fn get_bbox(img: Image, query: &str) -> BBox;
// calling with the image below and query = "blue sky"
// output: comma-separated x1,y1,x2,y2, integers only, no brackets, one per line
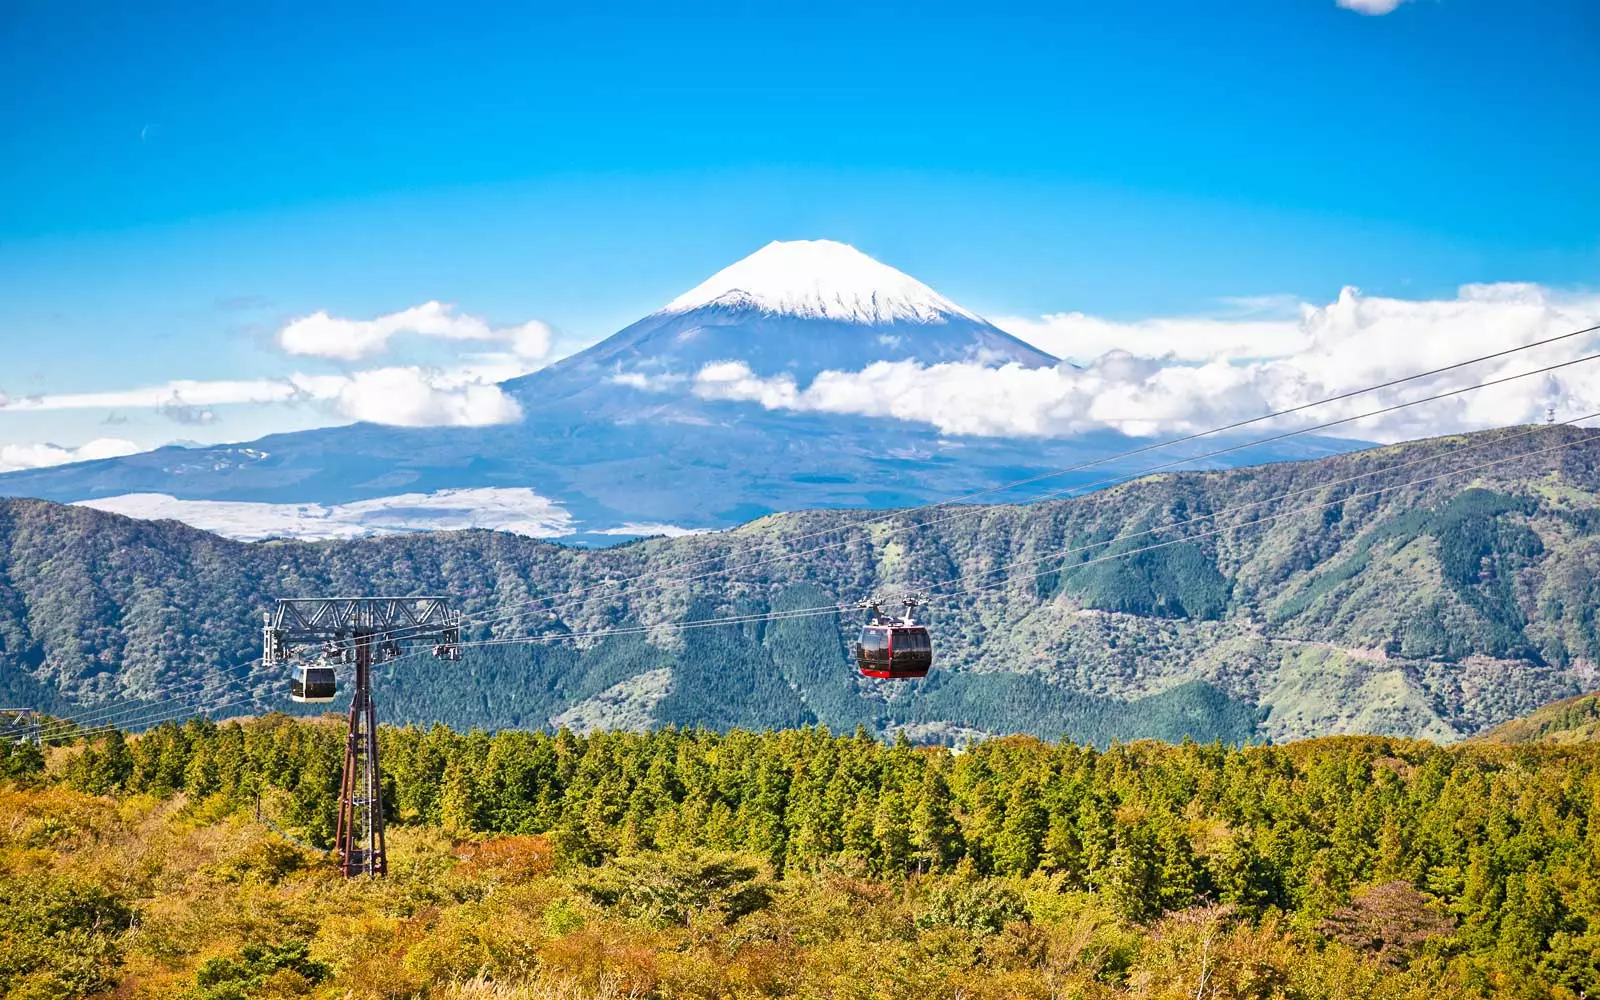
1,0,1597,456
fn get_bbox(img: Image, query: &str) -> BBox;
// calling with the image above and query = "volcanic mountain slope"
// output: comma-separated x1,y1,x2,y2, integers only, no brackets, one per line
0,240,1357,543
2,424,1598,744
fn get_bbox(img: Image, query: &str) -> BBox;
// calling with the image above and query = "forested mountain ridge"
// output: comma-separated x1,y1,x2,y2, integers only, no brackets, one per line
3,424,1600,743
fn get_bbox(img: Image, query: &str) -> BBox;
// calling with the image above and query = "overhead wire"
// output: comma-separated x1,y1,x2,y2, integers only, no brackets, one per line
379,332,1600,649
51,418,1597,743
920,422,1600,604
35,659,270,739
362,416,1600,653
52,691,268,744
359,340,1600,646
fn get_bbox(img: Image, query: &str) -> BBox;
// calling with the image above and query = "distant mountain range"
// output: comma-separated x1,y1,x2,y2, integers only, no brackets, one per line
0,240,1361,544
3,424,1596,745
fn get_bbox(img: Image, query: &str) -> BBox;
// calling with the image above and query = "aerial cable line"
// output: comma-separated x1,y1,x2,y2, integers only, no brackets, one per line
48,420,1597,743
392,419,1600,654
38,652,335,742
43,592,465,737
42,670,256,729
49,691,265,744
36,697,162,735
916,420,1600,601
376,328,1600,645
916,428,1600,610
38,678,255,741
42,657,358,742
372,342,1600,645
615,412,1599,622
35,665,267,742
41,688,250,744
51,602,879,742
36,656,366,743
36,660,269,737
37,692,214,740
41,338,1600,740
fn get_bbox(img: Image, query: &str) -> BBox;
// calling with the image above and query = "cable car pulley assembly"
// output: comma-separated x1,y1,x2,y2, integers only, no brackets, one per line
262,597,461,877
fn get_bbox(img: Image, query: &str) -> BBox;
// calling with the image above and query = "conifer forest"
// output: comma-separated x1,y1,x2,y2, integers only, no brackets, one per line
4,714,1598,999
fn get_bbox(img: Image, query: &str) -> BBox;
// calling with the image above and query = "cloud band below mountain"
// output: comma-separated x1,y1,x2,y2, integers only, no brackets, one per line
672,283,1600,442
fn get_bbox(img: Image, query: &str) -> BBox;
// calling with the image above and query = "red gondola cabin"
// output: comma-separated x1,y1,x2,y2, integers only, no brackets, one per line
855,597,932,679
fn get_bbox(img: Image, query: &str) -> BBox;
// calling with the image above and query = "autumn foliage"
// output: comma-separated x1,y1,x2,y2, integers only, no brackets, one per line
3,716,1599,997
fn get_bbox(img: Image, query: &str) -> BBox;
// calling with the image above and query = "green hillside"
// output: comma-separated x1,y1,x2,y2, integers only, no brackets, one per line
1475,690,1600,745
4,424,1600,743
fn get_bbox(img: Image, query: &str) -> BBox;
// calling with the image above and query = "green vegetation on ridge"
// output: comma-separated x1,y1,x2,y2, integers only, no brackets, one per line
1475,690,1600,745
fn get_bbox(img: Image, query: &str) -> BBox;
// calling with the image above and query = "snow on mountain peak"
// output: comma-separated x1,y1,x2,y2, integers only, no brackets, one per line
659,240,984,325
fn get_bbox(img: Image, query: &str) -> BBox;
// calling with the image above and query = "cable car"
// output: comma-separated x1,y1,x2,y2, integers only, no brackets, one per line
855,596,932,680
290,662,337,703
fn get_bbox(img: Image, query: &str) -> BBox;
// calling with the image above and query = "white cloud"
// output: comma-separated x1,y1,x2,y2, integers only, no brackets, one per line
277,302,554,362
0,379,310,411
0,299,549,454
673,283,1600,443
332,367,524,427
0,437,141,473
694,360,801,409
279,301,491,359
611,371,688,392
592,522,717,538
994,312,1309,363
1337,0,1408,13
75,487,575,541
2,368,526,429
503,319,554,361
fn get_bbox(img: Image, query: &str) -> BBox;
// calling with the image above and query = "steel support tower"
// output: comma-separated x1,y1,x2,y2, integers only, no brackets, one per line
262,597,461,877
0,708,41,745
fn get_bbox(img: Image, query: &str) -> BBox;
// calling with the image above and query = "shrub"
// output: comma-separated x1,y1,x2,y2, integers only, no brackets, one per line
192,940,328,1000
577,850,774,927
1319,881,1456,967
915,870,1029,936
0,873,133,999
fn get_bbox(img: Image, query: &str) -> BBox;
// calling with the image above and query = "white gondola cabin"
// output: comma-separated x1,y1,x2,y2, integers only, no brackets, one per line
290,662,337,703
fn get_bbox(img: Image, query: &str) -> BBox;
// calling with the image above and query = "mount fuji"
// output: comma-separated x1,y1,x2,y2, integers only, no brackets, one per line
0,240,1359,542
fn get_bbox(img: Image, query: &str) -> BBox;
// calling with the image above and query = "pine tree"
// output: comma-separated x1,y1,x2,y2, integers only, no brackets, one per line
995,776,1046,876
1099,819,1161,922
1042,811,1082,882
72,730,135,795
439,756,486,836
872,789,913,876
912,764,964,872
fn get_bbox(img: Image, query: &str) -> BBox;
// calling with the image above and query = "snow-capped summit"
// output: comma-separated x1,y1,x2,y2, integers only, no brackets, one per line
660,239,983,325
519,237,1056,388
